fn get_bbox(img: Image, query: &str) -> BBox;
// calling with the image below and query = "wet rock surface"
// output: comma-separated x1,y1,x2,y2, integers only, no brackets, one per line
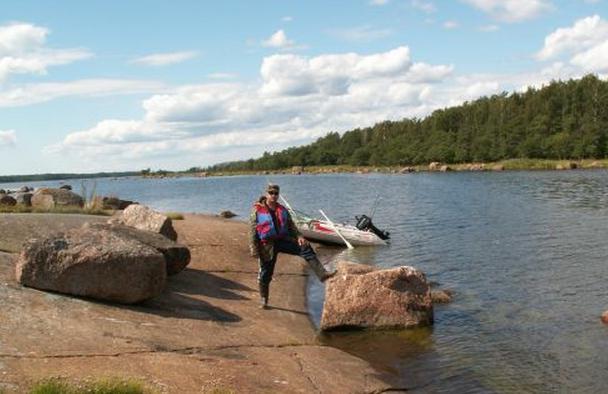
321,261,434,331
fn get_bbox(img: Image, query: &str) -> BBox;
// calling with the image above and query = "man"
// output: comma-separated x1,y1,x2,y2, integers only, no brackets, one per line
249,184,334,309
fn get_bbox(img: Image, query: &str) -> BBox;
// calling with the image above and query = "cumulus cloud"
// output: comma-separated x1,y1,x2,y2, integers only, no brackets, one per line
49,46,457,164
0,79,165,107
261,30,295,49
461,0,552,22
0,22,91,82
536,15,608,73
536,15,608,60
327,25,392,43
130,51,198,66
0,129,16,147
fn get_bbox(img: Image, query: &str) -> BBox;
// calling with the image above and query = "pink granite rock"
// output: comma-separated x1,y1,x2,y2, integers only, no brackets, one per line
321,261,433,331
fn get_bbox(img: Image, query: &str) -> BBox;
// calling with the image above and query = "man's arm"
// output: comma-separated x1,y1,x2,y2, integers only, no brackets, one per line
248,208,260,257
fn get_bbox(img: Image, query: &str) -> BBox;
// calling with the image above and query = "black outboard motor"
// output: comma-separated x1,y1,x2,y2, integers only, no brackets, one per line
355,214,390,240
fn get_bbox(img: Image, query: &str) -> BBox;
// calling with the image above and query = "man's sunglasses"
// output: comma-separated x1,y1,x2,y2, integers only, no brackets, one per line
268,191,279,196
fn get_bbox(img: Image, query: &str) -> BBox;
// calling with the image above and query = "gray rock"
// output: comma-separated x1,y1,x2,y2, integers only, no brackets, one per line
31,188,84,209
86,222,190,276
102,196,135,210
431,289,454,304
219,210,237,218
15,225,166,304
59,184,72,190
0,195,16,206
321,261,433,331
118,204,177,241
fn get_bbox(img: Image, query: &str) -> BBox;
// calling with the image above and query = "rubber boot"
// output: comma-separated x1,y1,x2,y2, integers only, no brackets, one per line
259,282,269,309
306,256,335,282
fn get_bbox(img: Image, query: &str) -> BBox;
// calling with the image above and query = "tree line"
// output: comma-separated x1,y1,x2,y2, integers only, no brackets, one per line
206,74,608,172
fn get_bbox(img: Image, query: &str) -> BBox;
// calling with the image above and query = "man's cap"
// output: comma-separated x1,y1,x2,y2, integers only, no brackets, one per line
266,184,280,192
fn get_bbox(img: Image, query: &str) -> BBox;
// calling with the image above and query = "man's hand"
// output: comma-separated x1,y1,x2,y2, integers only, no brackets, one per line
297,236,309,247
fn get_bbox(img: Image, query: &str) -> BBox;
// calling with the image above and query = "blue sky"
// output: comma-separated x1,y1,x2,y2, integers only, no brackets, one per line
0,0,606,175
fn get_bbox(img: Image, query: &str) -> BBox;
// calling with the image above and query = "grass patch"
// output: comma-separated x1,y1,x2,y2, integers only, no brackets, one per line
165,212,184,220
29,377,152,394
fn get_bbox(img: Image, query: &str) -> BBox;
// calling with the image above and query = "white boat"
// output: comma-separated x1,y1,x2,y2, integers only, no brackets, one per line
297,217,389,246
280,195,390,247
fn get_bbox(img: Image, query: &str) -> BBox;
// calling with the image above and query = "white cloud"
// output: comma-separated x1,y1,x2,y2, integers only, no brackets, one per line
130,51,198,66
0,129,16,147
461,0,552,22
410,0,436,13
261,30,295,49
536,15,608,60
443,21,460,29
370,0,390,5
49,46,456,165
282,16,293,22
0,22,91,82
0,79,165,107
571,40,608,72
327,25,392,43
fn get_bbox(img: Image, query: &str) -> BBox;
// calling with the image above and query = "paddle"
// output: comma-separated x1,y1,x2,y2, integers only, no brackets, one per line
319,209,355,250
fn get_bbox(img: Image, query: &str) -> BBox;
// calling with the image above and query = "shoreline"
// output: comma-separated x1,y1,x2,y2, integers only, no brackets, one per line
0,212,394,393
142,158,608,179
2,158,607,185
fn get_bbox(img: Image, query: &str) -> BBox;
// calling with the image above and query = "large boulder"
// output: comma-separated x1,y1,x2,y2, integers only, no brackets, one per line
320,261,433,331
118,204,177,241
86,222,190,275
31,188,84,210
0,195,16,206
15,225,166,304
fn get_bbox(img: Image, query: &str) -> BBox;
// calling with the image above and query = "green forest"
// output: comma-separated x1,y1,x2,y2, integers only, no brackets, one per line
207,74,608,172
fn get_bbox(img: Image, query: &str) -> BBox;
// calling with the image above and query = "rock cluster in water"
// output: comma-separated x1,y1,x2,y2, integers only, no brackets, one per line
15,206,190,304
321,261,434,331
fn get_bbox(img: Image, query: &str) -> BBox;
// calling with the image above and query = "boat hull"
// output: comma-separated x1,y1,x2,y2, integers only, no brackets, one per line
298,221,388,246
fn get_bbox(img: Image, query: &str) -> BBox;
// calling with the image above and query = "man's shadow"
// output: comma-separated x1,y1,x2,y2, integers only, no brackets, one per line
133,268,254,323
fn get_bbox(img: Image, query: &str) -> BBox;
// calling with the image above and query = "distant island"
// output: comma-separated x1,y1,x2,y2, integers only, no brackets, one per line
206,74,608,173
0,171,139,184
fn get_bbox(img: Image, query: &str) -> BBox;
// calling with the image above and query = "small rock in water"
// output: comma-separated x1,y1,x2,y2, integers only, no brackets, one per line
431,289,454,304
219,210,237,218
601,311,608,324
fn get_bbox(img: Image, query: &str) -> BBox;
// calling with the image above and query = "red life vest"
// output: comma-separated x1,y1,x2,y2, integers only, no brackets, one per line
254,202,290,243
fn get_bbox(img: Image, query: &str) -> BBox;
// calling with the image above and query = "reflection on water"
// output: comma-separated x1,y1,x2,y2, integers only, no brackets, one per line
3,170,608,392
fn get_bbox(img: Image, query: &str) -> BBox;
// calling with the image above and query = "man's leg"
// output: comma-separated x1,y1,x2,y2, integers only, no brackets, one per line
275,239,333,282
258,247,277,309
